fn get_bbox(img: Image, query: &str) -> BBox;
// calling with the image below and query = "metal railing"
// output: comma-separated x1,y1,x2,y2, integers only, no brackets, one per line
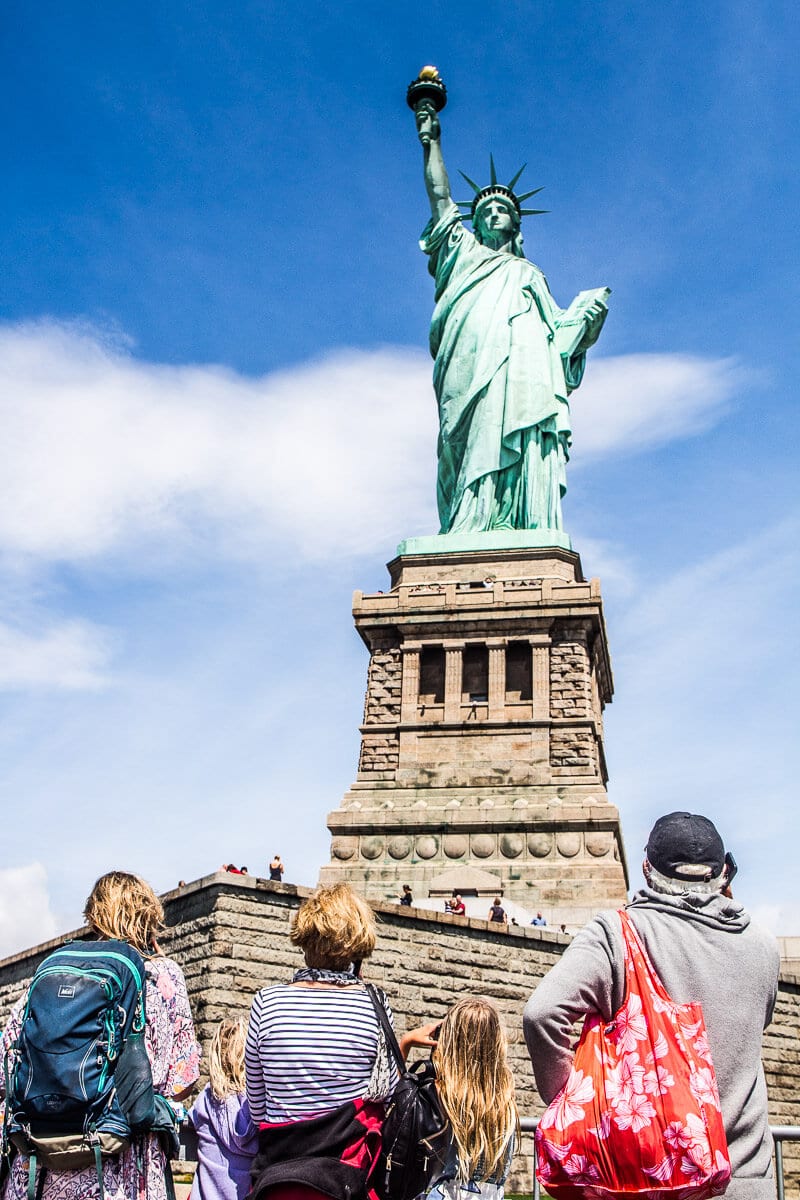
519,1118,800,1200
177,1117,800,1198
772,1126,800,1200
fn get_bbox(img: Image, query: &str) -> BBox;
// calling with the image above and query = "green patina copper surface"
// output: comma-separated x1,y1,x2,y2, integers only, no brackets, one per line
397,528,573,556
411,71,609,546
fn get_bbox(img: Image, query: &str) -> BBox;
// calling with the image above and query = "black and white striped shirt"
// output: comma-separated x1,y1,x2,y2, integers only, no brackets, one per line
245,984,397,1122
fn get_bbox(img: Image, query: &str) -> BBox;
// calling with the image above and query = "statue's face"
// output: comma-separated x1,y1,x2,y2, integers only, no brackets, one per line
475,199,517,251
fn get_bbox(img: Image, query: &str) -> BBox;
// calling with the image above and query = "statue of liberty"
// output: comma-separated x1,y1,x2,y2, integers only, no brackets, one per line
409,70,610,537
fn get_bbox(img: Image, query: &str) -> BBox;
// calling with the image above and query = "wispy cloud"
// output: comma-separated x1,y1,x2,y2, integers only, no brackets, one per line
0,321,435,564
0,864,58,959
751,903,800,942
608,520,799,915
0,322,741,570
570,535,638,599
0,619,110,690
572,353,744,459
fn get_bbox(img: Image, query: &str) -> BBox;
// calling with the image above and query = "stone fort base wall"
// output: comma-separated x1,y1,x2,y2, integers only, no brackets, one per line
0,873,797,1194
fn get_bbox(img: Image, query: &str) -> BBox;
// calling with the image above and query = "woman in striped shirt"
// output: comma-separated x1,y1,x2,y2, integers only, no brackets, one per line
246,883,437,1200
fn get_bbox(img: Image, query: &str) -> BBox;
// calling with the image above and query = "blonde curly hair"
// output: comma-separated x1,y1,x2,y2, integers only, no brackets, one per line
290,883,376,971
83,871,165,955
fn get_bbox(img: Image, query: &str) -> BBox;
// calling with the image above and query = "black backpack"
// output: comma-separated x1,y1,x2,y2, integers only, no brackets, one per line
366,986,449,1200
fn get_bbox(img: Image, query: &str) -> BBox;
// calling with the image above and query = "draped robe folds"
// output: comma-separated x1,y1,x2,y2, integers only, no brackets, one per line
421,202,608,535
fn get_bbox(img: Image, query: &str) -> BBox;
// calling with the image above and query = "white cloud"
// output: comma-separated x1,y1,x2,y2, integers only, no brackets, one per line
572,353,742,458
0,619,110,690
0,321,436,564
570,535,637,599
750,904,800,942
0,322,739,568
0,864,58,960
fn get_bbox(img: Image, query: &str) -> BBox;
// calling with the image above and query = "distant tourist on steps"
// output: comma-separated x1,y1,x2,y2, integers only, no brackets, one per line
269,855,284,882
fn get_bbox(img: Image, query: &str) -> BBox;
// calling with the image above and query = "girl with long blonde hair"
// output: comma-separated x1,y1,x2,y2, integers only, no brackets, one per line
427,997,519,1199
190,1017,257,1200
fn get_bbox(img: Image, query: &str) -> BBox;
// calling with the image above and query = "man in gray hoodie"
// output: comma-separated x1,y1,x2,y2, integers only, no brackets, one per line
523,811,780,1200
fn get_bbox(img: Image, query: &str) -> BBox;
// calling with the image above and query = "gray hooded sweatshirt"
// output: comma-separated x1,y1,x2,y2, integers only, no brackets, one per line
523,888,780,1200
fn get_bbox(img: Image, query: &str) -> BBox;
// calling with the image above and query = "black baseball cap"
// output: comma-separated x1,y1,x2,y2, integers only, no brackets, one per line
645,812,728,882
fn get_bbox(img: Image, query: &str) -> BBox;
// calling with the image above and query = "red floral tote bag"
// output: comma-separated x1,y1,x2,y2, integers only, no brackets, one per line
535,909,731,1199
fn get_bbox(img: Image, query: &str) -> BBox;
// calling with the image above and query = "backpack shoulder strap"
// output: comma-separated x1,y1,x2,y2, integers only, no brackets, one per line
364,983,405,1073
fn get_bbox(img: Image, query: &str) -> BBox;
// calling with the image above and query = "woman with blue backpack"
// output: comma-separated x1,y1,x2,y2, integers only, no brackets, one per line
1,871,201,1200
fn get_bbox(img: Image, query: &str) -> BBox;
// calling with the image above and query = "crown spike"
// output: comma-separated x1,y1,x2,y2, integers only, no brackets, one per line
458,170,482,194
460,164,548,223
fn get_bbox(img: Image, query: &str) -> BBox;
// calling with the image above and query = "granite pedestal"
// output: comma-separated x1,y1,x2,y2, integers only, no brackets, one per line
320,543,629,927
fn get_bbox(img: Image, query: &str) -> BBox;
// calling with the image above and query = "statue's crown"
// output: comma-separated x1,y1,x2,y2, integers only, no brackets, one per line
457,157,547,221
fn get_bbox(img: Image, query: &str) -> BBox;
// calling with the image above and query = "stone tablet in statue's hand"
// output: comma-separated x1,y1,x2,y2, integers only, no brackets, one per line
416,100,441,147
583,298,606,334
568,289,609,354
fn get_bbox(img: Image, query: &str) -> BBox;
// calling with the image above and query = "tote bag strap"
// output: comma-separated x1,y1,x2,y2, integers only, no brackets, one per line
618,908,675,1005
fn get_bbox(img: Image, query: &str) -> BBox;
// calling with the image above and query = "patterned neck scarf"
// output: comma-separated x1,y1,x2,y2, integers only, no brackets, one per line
292,966,360,986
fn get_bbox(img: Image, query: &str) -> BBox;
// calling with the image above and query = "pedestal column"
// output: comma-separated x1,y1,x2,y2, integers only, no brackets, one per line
532,638,550,721
444,643,463,723
401,645,421,722
488,641,505,721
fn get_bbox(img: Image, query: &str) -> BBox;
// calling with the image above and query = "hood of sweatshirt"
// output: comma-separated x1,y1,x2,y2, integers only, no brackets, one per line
627,885,751,932
193,1089,258,1155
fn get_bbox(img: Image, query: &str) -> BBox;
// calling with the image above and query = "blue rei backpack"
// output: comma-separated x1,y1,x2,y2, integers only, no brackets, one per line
2,939,163,1199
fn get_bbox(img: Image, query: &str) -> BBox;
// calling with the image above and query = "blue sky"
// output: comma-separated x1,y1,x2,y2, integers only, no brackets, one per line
1,1,798,954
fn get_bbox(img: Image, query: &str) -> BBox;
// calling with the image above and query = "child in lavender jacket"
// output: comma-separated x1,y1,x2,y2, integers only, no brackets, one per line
190,1018,258,1200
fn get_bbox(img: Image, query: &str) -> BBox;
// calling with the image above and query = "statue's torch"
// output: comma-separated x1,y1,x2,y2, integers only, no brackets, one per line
406,66,448,116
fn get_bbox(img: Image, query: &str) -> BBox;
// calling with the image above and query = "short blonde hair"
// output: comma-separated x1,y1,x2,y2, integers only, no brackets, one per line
208,1017,247,1100
83,871,165,955
290,883,376,970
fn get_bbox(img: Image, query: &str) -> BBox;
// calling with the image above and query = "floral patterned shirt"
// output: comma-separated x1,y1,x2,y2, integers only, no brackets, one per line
1,955,201,1200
